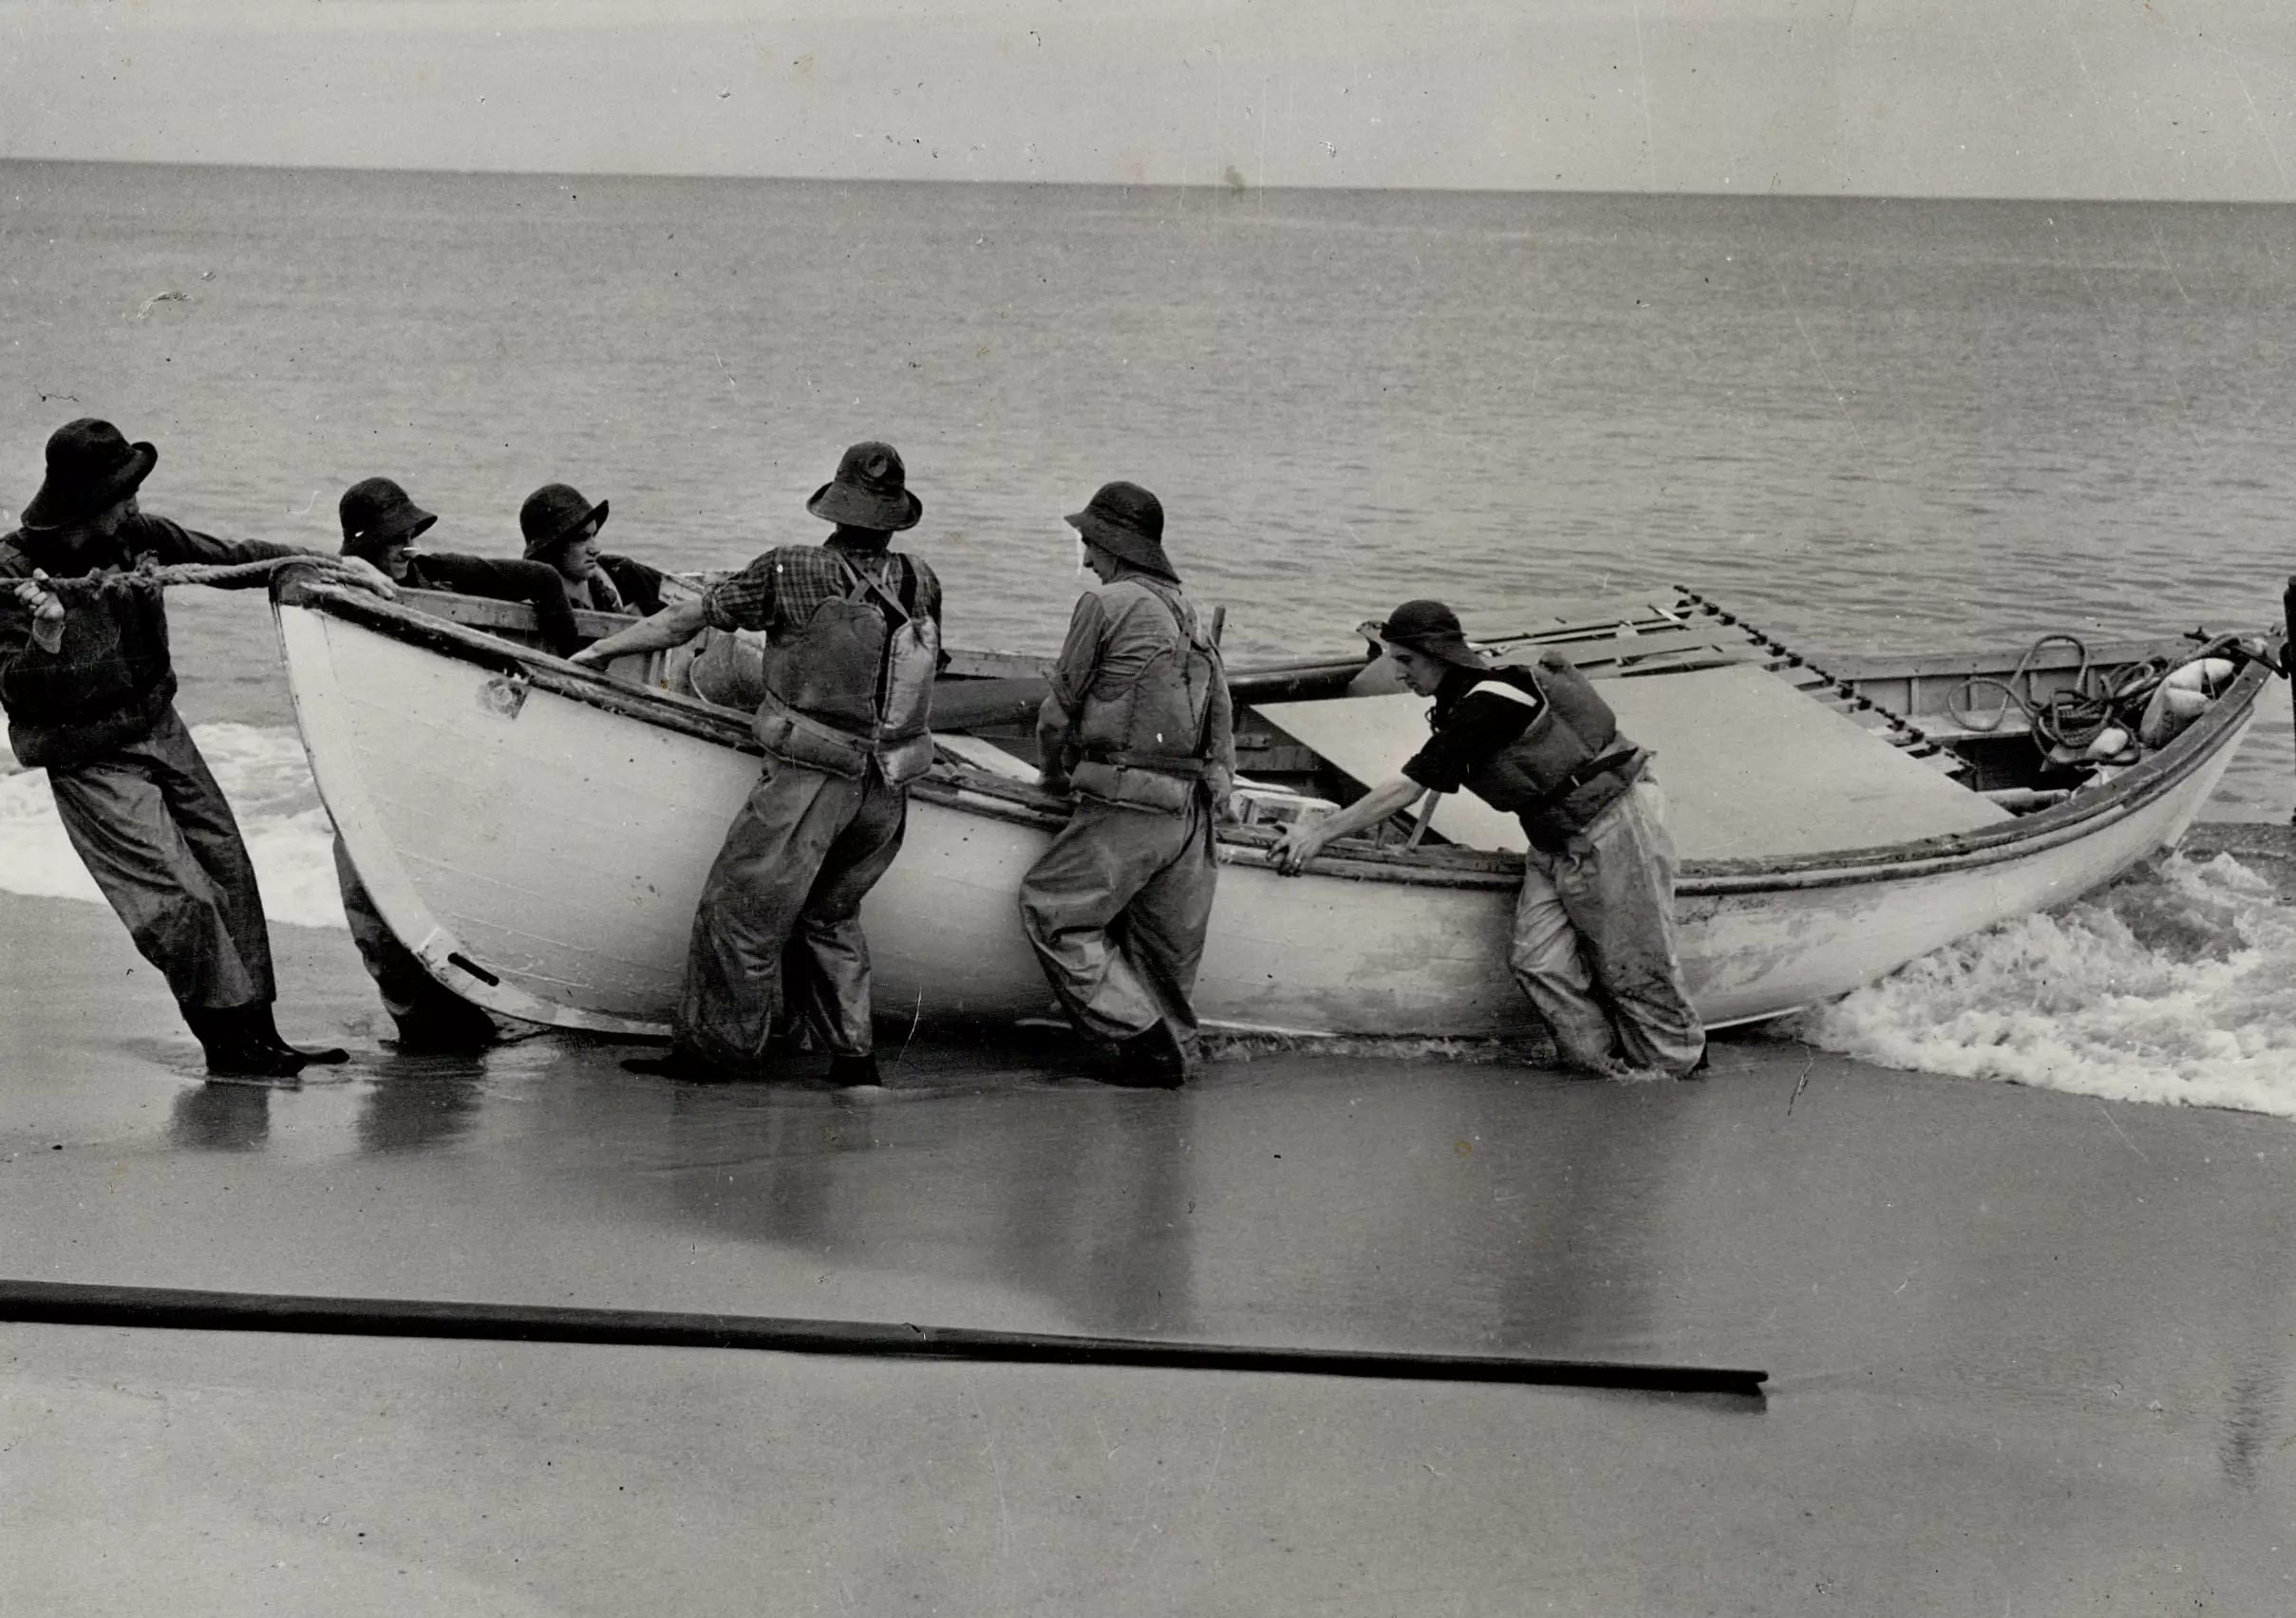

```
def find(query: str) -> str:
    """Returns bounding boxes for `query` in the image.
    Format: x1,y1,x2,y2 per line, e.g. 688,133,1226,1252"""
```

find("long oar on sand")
0,1278,1765,1399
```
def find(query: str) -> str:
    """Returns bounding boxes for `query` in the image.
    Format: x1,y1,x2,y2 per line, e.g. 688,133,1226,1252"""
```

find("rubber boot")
1101,1023,1187,1089
184,1006,307,1082
825,1052,882,1088
253,1002,349,1065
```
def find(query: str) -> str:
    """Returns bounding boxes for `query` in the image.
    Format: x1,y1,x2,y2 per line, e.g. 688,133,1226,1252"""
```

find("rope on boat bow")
1947,630,2269,761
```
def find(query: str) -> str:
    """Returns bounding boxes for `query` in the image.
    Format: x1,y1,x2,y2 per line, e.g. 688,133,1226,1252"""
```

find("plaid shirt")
701,538,942,639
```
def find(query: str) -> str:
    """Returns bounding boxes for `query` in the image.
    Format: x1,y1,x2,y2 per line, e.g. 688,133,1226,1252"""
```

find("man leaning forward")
1273,599,1704,1080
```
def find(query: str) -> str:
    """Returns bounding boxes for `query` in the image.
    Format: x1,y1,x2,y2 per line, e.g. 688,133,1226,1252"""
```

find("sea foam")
1794,851,2296,1119
0,723,348,930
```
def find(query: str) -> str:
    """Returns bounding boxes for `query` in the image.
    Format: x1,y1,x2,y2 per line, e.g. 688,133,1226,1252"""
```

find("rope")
36,555,366,603
1947,630,2255,762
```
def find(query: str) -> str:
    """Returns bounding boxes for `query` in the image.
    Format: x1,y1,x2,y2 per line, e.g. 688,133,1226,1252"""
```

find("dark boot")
252,1002,349,1065
623,1044,739,1082
825,1052,882,1088
184,1006,307,1083
1101,1023,1188,1089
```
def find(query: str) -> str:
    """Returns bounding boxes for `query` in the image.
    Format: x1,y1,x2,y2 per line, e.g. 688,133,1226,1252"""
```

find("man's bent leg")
783,770,910,1058
141,708,276,1005
678,760,861,1073
47,752,267,1014
1507,850,1625,1072
1112,796,1219,1065
1018,801,1195,1044
1553,777,1705,1077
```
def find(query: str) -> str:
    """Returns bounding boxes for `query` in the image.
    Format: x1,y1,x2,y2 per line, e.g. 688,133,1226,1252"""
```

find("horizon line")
2,153,2285,211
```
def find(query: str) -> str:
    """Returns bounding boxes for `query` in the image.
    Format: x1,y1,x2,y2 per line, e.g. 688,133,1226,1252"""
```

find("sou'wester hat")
1065,480,1177,582
806,442,922,532
338,478,438,563
20,419,159,532
519,483,610,561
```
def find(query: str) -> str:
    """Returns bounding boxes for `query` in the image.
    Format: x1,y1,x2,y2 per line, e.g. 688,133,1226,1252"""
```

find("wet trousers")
1511,772,1705,1078
1018,794,1217,1061
46,705,274,1013
678,756,908,1071
332,836,498,1047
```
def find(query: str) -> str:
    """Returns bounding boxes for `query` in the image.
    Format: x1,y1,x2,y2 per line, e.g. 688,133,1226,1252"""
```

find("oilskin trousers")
1509,772,1705,1078
332,837,499,1047
1018,793,1216,1064
678,755,907,1073
45,705,274,1013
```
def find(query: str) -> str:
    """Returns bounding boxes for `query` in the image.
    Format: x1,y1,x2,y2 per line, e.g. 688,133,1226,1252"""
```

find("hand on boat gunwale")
1036,768,1074,798
327,554,400,601
1271,820,1330,875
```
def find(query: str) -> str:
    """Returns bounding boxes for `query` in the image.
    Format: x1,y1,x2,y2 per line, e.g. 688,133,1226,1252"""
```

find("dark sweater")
0,514,305,769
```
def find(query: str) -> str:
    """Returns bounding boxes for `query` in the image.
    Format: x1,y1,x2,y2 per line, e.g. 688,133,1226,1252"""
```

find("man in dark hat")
1271,599,1704,1080
331,475,625,1047
338,477,591,658
1016,481,1233,1086
571,441,942,1085
0,419,393,1080
518,482,666,620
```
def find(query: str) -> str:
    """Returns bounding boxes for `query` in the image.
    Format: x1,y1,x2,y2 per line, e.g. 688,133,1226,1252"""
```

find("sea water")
6,162,2296,1112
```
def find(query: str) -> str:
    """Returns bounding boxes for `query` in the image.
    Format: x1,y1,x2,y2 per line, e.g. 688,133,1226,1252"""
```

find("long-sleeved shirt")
1039,568,1235,802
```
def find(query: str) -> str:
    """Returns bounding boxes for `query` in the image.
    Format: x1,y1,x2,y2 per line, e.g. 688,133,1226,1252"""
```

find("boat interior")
379,581,2275,865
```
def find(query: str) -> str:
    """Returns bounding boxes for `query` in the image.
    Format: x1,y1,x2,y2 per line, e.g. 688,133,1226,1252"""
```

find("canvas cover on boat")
1257,661,2013,858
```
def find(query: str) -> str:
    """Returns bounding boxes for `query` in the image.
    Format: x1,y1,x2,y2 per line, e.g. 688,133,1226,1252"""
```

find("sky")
2,0,2293,198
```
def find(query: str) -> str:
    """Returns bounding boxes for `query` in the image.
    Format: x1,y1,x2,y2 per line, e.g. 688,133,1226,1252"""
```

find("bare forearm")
575,597,708,663
1312,775,1426,842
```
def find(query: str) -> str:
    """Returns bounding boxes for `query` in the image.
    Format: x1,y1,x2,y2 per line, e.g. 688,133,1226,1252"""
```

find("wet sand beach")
7,890,2296,1614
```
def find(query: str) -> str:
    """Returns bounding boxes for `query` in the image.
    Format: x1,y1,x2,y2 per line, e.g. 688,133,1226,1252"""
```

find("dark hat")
519,482,610,561
806,441,922,533
337,478,438,562
1376,599,1487,668
20,419,159,532
1065,480,1177,582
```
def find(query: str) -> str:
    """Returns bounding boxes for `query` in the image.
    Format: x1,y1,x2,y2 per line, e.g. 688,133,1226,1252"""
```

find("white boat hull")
277,593,2258,1040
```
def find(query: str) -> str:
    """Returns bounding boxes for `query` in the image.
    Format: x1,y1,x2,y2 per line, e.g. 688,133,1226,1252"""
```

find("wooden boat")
272,576,2280,1041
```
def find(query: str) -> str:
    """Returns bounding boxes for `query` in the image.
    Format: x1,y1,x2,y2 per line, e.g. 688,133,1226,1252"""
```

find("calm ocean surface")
5,161,2296,1111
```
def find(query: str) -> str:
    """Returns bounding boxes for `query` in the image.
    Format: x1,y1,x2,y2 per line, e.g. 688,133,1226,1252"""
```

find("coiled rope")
1947,631,2253,760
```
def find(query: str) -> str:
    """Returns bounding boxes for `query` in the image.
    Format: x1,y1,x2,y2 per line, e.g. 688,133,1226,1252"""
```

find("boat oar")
0,1278,1765,1398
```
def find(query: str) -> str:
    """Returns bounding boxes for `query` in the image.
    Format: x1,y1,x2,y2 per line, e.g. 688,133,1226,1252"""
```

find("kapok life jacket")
751,550,940,785
0,531,178,771
1068,578,1224,815
1457,651,1647,846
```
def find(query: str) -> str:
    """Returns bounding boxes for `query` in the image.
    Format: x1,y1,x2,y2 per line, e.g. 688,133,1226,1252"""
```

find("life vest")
1068,578,1225,815
1455,651,1647,845
750,549,940,786
0,532,179,771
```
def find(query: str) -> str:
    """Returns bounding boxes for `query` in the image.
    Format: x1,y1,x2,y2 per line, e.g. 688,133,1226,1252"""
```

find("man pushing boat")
1018,481,1234,1086
1,420,397,1080
1271,600,1705,1081
571,442,941,1085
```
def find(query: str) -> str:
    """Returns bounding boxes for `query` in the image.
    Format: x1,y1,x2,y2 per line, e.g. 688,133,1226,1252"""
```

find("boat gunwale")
274,575,2280,898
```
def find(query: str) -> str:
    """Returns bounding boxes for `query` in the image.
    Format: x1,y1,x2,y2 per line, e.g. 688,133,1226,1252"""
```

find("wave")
0,723,348,930
1795,852,2296,1119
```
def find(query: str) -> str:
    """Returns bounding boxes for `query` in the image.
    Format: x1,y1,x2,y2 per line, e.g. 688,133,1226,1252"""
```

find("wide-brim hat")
519,482,610,561
20,418,159,532
807,441,922,532
338,477,438,561
1065,480,1177,582
1372,598,1487,668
